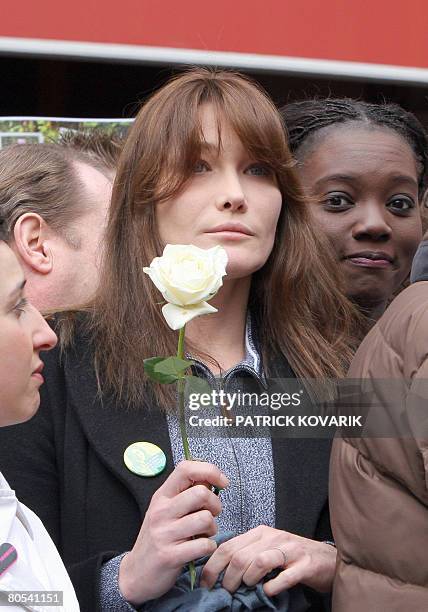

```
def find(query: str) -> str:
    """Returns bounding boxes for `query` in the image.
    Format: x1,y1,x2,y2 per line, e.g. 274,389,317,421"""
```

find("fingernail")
220,473,229,487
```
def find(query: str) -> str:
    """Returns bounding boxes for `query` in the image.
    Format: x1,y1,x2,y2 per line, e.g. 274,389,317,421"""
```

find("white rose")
143,244,228,330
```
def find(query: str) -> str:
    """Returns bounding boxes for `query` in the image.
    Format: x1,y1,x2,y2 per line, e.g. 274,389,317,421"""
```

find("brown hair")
86,68,361,408
0,141,114,245
56,129,123,177
0,216,7,242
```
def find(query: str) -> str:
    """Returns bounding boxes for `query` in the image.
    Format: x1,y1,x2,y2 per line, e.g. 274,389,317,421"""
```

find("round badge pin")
124,441,167,477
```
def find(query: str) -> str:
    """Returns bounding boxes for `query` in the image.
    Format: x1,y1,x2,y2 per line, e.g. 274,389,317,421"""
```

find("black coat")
0,328,332,612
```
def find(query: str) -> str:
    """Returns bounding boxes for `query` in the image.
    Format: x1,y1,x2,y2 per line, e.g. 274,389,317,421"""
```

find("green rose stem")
176,324,196,590
177,325,191,461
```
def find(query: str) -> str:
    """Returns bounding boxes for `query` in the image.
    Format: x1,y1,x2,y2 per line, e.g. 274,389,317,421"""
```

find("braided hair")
280,99,428,196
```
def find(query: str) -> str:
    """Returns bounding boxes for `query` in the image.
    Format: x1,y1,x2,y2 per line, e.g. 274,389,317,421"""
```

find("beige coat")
330,282,428,612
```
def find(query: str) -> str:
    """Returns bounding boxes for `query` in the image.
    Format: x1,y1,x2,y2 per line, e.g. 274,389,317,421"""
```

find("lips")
344,251,394,269
206,223,254,236
31,362,44,383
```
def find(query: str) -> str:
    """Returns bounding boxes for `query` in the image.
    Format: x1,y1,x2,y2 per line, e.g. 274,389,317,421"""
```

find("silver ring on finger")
271,547,287,567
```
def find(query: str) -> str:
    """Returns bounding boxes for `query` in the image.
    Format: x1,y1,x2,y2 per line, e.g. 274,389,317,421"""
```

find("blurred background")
0,0,427,125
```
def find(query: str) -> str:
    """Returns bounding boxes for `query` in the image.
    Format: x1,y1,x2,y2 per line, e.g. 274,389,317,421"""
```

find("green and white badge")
123,442,166,477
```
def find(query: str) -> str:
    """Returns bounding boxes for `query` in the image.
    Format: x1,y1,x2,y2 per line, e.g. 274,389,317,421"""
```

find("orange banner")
1,0,428,69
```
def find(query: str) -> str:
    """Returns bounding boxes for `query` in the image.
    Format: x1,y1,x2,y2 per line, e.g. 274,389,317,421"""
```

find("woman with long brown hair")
0,69,358,611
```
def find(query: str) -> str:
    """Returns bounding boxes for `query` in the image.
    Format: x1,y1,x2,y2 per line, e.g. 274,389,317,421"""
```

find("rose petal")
143,262,168,294
161,301,218,330
144,244,228,307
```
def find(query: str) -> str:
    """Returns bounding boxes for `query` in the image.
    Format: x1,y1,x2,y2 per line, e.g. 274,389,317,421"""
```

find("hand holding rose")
143,244,228,589
119,460,229,606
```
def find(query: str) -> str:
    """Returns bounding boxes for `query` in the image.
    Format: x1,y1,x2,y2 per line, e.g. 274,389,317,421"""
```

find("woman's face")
0,242,57,426
297,125,422,310
156,104,282,280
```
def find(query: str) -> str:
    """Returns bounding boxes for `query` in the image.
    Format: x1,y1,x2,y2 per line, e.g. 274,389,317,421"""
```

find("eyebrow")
8,279,26,300
314,173,418,189
314,174,358,187
384,174,419,189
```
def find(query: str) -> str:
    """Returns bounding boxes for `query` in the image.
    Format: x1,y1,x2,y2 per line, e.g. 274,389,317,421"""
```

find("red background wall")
2,0,427,69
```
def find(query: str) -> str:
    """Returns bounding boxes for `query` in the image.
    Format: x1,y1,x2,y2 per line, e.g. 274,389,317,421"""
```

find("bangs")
208,85,289,171
144,72,293,205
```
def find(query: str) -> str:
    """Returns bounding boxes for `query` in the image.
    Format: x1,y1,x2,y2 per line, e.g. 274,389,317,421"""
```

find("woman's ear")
13,213,53,274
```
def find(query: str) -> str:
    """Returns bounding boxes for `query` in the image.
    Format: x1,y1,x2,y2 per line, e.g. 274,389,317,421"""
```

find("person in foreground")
281,99,428,321
329,278,428,610
0,217,80,611
330,184,428,612
0,69,359,611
